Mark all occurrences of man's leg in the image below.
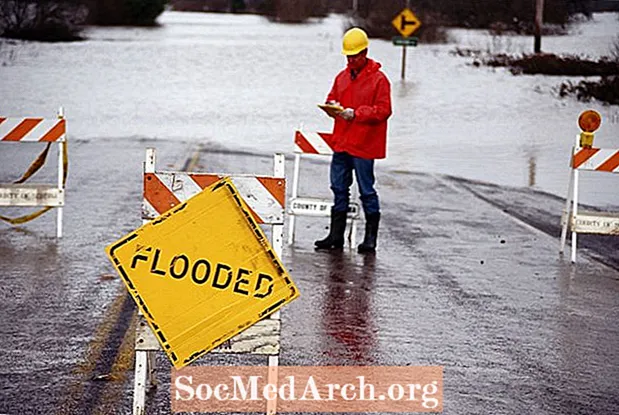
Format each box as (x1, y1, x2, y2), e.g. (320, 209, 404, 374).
(315, 152, 353, 250)
(330, 152, 354, 213)
(353, 157, 380, 253)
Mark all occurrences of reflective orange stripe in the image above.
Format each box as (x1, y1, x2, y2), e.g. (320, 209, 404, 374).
(256, 177, 285, 208)
(596, 151, 619, 172)
(144, 173, 181, 215)
(295, 131, 318, 154)
(189, 174, 221, 189)
(3, 118, 42, 141)
(572, 148, 599, 169)
(318, 132, 336, 150)
(40, 119, 66, 142)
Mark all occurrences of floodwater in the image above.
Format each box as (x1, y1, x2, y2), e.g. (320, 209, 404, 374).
(0, 11, 618, 208)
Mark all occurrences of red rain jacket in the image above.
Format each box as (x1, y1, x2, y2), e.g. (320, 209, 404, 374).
(326, 58, 392, 159)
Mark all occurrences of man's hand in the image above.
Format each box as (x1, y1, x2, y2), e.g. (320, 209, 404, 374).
(338, 108, 355, 121)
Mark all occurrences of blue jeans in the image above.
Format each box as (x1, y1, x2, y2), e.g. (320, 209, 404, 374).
(330, 152, 379, 215)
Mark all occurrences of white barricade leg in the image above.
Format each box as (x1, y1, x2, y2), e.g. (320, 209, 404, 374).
(57, 207, 63, 238)
(273, 225, 284, 259)
(571, 169, 580, 263)
(266, 354, 279, 415)
(273, 155, 285, 252)
(288, 154, 301, 245)
(145, 148, 156, 174)
(560, 168, 575, 254)
(56, 116, 65, 238)
(133, 350, 148, 415)
(133, 149, 157, 414)
(269, 147, 284, 413)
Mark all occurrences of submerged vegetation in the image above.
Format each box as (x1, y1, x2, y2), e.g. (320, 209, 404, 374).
(454, 35, 619, 105)
(485, 53, 619, 76)
(558, 76, 619, 105)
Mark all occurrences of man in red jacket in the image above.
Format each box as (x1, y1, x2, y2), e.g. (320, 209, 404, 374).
(315, 27, 392, 254)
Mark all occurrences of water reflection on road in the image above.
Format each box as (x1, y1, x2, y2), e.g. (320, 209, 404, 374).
(321, 253, 377, 364)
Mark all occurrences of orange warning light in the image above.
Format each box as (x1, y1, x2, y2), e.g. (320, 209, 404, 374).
(578, 110, 602, 133)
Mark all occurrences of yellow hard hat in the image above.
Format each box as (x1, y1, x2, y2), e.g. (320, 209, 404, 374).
(342, 27, 369, 55)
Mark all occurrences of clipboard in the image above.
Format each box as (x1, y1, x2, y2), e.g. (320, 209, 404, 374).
(318, 103, 344, 118)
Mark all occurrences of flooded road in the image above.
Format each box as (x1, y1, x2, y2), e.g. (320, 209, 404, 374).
(1, 9, 619, 415)
(1, 138, 619, 414)
(0, 11, 618, 207)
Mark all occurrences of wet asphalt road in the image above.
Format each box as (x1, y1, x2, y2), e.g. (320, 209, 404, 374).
(1, 138, 619, 414)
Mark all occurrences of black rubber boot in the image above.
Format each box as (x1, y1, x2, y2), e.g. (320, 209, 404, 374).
(357, 212, 380, 254)
(314, 210, 347, 250)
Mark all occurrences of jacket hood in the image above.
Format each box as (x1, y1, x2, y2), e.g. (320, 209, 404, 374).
(365, 59, 381, 72)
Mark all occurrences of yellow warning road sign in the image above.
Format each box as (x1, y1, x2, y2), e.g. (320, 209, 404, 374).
(392, 8, 422, 38)
(105, 177, 299, 369)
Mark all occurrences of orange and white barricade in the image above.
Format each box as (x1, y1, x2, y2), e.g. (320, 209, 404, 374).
(560, 141, 619, 263)
(133, 148, 285, 415)
(288, 130, 360, 246)
(0, 108, 67, 237)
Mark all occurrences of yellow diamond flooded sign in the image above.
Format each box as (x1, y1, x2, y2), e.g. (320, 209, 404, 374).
(105, 177, 299, 369)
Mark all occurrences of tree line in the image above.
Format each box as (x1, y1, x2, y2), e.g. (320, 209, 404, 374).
(0, 0, 594, 41)
(0, 0, 167, 41)
(173, 0, 592, 41)
(249, 0, 591, 39)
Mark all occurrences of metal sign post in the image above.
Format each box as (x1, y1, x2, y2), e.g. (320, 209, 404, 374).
(534, 0, 545, 53)
(391, 7, 422, 81)
(401, 44, 407, 81)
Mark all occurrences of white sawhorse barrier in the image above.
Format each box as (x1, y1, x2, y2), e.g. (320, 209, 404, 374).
(134, 148, 286, 415)
(288, 130, 360, 247)
(0, 108, 67, 237)
(560, 139, 619, 262)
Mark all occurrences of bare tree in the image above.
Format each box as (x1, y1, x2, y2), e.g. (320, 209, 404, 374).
(0, 0, 86, 41)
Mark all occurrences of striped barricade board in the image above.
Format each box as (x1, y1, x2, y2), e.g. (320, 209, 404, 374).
(572, 147, 619, 172)
(294, 130, 335, 155)
(143, 172, 285, 224)
(0, 117, 66, 142)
